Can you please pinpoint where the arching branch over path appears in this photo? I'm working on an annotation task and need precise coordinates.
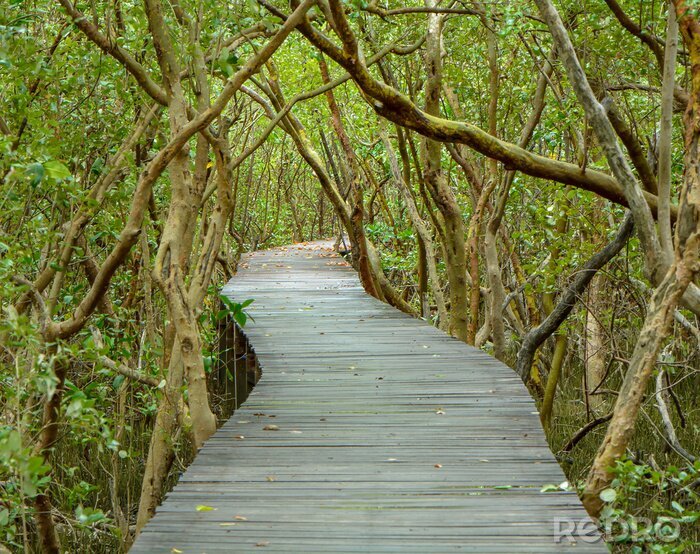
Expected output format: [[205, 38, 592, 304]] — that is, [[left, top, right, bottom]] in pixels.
[[261, 0, 673, 219]]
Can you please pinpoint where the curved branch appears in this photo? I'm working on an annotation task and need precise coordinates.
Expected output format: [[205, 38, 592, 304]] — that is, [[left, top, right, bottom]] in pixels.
[[274, 0, 675, 220], [515, 214, 634, 380], [56, 0, 169, 105], [655, 370, 696, 462], [604, 0, 665, 69], [561, 412, 614, 453]]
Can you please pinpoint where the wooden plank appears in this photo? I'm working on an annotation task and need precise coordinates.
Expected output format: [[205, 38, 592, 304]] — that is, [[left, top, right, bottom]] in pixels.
[[130, 241, 604, 553]]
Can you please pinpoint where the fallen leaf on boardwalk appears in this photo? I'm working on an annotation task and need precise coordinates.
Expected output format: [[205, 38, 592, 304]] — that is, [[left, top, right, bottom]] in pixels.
[[171, 549, 183, 553], [266, 475, 276, 482], [234, 515, 248, 521], [196, 504, 216, 512], [255, 541, 270, 547], [494, 485, 512, 490], [263, 424, 279, 431], [434, 464, 442, 469], [234, 435, 245, 440]]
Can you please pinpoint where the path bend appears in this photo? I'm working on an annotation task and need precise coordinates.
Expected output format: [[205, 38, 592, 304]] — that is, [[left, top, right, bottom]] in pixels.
[[131, 241, 604, 553]]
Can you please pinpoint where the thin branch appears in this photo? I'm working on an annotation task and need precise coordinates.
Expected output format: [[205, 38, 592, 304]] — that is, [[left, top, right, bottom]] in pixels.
[[515, 214, 634, 380], [561, 412, 614, 453], [97, 356, 159, 387], [655, 369, 696, 462], [56, 0, 169, 105]]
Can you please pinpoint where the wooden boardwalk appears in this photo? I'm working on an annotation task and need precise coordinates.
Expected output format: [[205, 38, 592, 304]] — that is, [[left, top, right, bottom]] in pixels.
[[131, 242, 604, 553]]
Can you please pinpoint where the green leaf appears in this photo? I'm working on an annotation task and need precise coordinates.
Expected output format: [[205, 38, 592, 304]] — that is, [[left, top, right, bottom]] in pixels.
[[26, 162, 45, 187], [226, 51, 239, 66], [195, 504, 216, 512], [112, 374, 125, 389], [219, 295, 236, 311], [75, 506, 107, 525], [261, 15, 282, 31], [599, 488, 617, 503], [216, 309, 228, 321], [233, 310, 247, 327], [44, 160, 71, 180]]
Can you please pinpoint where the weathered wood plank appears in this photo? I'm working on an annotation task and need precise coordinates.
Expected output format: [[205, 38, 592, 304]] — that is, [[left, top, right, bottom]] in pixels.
[[130, 241, 604, 553]]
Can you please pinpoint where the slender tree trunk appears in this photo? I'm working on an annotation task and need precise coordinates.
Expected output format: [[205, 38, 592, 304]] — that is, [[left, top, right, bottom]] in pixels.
[[540, 335, 567, 429], [380, 124, 447, 325], [136, 345, 184, 532], [585, 275, 607, 412], [658, 4, 678, 263], [423, 4, 469, 341]]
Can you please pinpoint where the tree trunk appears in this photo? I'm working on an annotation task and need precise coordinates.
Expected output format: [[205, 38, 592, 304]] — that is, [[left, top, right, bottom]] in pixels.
[[585, 275, 607, 412], [136, 338, 184, 533], [423, 4, 469, 341]]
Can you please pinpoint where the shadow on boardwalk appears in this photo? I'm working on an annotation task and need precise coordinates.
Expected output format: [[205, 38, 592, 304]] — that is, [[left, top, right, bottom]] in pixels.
[[131, 241, 604, 553]]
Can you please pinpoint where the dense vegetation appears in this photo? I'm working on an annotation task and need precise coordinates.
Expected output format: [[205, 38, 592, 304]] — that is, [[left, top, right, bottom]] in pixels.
[[1, 0, 699, 551]]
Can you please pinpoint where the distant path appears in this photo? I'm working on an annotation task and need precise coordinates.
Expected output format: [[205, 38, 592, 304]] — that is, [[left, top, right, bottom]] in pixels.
[[131, 241, 603, 553]]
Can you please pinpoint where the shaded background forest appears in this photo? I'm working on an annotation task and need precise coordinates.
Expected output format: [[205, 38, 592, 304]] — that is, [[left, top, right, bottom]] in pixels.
[[1, 0, 699, 551]]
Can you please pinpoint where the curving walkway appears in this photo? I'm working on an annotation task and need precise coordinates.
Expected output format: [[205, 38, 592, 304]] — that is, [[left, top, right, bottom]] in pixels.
[[131, 241, 604, 553]]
